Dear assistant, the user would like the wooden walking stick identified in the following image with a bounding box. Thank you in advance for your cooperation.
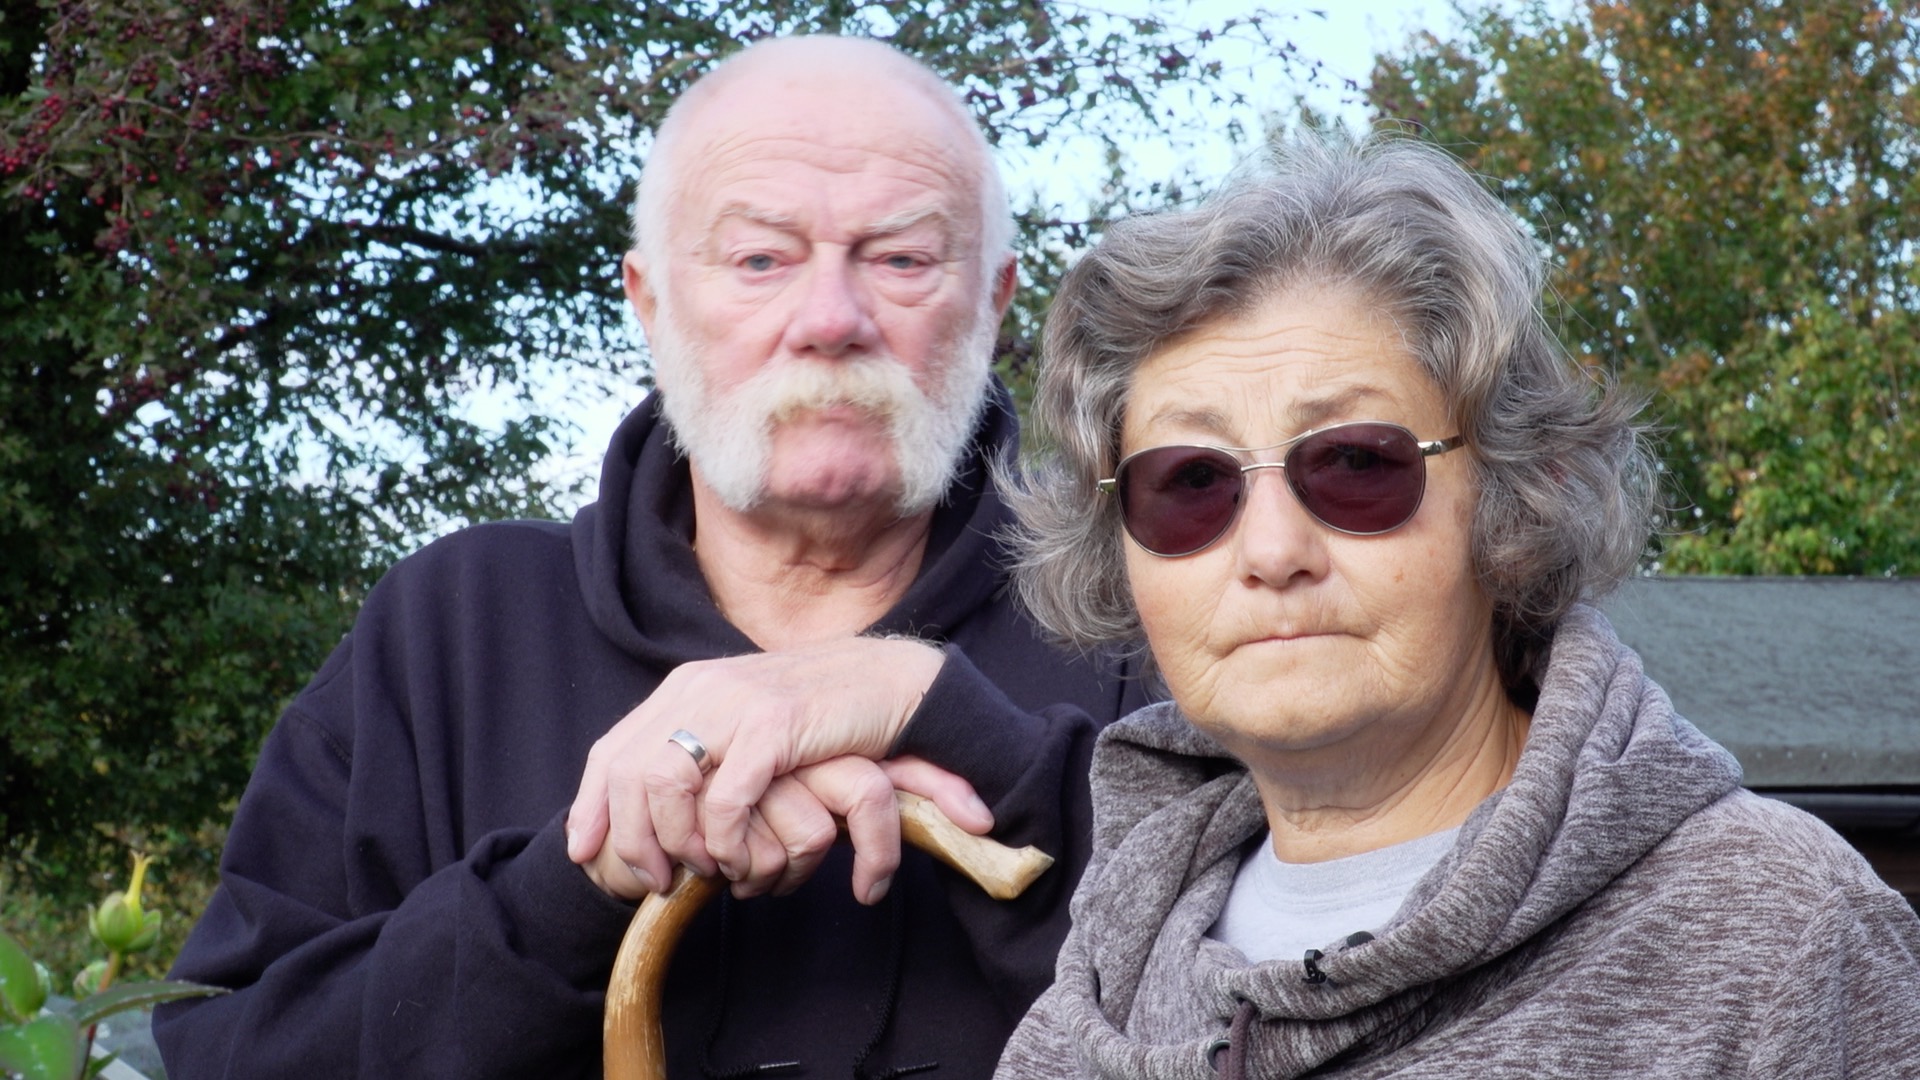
[603,790,1055,1080]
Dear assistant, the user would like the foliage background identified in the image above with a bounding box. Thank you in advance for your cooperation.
[0,0,1298,962]
[1369,0,1918,574]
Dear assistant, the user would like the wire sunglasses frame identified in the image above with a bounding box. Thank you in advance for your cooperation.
[1097,420,1466,557]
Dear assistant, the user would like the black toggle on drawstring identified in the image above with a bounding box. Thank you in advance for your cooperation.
[1302,948,1327,984]
[1216,933,1377,1073]
[1302,932,1372,986]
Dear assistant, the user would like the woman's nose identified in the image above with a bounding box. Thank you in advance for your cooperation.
[1231,466,1330,587]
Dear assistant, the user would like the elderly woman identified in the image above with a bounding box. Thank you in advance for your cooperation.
[996,132,1920,1078]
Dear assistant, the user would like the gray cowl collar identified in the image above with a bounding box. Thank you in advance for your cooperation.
[1032,605,1743,1078]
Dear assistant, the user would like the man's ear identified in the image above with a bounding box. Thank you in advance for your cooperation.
[991,255,1018,317]
[622,250,659,340]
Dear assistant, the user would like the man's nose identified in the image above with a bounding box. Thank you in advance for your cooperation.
[785,254,881,358]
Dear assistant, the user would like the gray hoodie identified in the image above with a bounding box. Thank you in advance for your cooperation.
[998,606,1920,1078]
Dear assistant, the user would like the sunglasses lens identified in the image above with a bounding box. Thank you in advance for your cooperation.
[1116,447,1244,556]
[1286,424,1428,534]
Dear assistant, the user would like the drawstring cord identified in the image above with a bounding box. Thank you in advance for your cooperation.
[1213,999,1257,1079]
[698,886,937,1079]
[699,894,797,1078]
[1216,932,1375,1074]
[852,884,937,1079]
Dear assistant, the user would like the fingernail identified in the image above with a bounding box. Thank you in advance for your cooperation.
[966,792,992,822]
[627,865,658,894]
[565,827,577,858]
[866,875,892,905]
[719,862,742,883]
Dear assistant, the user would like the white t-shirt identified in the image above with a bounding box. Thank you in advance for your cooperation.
[1207,828,1459,964]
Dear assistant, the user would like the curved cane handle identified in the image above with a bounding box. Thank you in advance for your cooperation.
[602,791,1053,1080]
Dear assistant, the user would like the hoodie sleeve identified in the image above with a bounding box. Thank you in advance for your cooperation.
[1744,877,1920,1079]
[154,630,637,1078]
[890,644,1132,1012]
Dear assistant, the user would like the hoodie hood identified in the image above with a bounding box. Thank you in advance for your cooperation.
[1039,605,1745,1078]
[569,384,1022,668]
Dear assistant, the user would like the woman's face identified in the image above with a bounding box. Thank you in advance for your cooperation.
[1121,287,1508,784]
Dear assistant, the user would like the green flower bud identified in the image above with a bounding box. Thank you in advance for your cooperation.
[127,910,163,954]
[90,893,143,954]
[89,852,162,956]
[73,959,110,998]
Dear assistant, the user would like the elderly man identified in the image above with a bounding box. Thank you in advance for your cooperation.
[154,35,1144,1079]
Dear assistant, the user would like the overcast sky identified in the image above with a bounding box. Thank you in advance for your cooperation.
[526,1,1490,510]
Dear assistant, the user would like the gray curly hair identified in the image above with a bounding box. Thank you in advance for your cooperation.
[1003,130,1657,698]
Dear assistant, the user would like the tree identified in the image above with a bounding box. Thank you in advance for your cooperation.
[1368,0,1919,573]
[1,0,1300,899]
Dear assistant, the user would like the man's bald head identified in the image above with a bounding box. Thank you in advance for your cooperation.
[629,36,1012,291]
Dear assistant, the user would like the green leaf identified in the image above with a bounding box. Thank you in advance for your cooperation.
[0,1013,82,1080]
[0,932,50,1022]
[68,979,230,1028]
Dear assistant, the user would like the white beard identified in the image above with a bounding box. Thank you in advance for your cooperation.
[648,303,996,517]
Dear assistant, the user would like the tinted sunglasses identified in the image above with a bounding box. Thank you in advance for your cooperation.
[1098,421,1465,557]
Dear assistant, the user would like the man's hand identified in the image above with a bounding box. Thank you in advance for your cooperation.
[565,637,991,902]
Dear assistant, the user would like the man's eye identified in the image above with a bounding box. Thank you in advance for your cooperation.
[882,253,926,270]
[740,253,776,272]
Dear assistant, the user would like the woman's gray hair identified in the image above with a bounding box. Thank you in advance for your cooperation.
[1005,129,1657,697]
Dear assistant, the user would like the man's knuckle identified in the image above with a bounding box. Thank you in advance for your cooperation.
[788,820,838,857]
[851,768,897,807]
[754,839,789,873]
[608,836,650,866]
[640,760,692,791]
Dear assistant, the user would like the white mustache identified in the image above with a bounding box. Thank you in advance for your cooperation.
[756,359,921,424]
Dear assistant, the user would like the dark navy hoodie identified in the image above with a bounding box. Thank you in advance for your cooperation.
[156,387,1148,1078]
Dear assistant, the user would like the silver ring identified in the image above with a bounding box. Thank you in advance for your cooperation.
[666,729,711,773]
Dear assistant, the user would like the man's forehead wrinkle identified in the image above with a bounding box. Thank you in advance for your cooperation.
[712,202,801,231]
[701,199,956,251]
[683,127,975,247]
[866,206,957,240]
[697,128,973,187]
